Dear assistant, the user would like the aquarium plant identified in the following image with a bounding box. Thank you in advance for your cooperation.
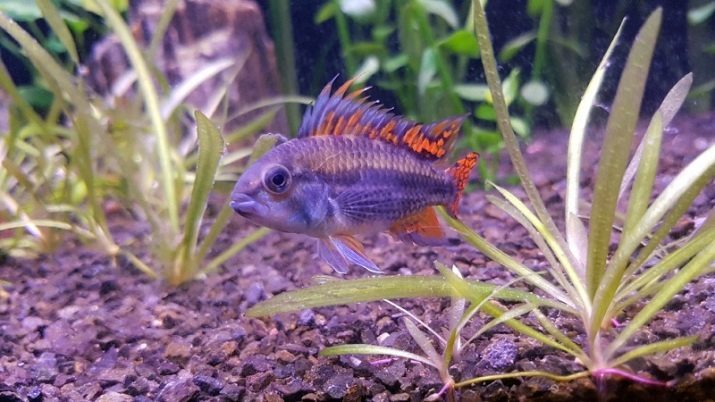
[0,0,277,284]
[247,3,715,396]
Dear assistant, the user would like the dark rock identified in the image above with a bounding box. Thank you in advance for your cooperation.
[26,386,43,402]
[192,374,224,396]
[244,282,265,305]
[32,352,59,383]
[219,384,245,400]
[298,309,315,326]
[239,355,274,376]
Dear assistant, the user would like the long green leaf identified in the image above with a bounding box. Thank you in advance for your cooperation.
[174,112,225,283]
[609,336,698,367]
[566,21,624,271]
[592,151,715,336]
[621,112,663,237]
[320,344,438,368]
[96,0,179,233]
[618,73,694,201]
[471,0,565,261]
[586,8,662,297]
[36,0,78,64]
[403,318,442,368]
[606,244,715,358]
[247,275,569,317]
[440,209,572,306]
[491,184,589,309]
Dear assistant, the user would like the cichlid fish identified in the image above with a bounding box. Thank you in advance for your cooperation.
[230,79,478,274]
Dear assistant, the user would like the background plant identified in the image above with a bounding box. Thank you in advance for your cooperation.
[247,3,715,392]
[0,0,282,284]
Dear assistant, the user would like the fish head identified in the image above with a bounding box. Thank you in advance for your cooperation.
[230,144,330,234]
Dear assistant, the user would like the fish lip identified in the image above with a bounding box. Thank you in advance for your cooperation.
[230,193,260,217]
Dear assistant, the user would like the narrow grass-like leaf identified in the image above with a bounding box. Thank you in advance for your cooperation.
[532,308,585,360]
[487,194,573,294]
[454,370,590,388]
[224,108,279,145]
[173,112,225,283]
[618,73,693,201]
[147,0,180,58]
[203,227,270,274]
[160,58,234,119]
[609,336,697,368]
[586,8,662,297]
[441,209,571,305]
[403,318,442,367]
[593,151,715,335]
[565,20,623,262]
[623,162,715,278]
[490,184,588,309]
[248,133,284,165]
[384,300,446,344]
[194,203,235,264]
[606,244,715,358]
[96,0,179,232]
[320,344,438,368]
[36,0,79,64]
[616,218,715,309]
[471,0,564,256]
[622,112,663,237]
[0,219,72,232]
[468,303,534,341]
[247,275,570,318]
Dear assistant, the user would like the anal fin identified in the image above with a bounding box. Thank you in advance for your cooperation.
[389,207,447,246]
[317,236,382,274]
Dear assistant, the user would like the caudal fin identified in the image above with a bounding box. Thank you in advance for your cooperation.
[446,152,478,217]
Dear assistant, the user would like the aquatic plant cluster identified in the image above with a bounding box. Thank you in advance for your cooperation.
[0,0,713,399]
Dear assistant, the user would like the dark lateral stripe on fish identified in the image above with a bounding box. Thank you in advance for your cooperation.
[298,78,466,160]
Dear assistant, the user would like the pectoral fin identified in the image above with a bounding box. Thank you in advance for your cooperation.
[317,236,382,274]
[389,207,447,246]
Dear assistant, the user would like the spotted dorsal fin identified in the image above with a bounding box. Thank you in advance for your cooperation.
[298,78,465,160]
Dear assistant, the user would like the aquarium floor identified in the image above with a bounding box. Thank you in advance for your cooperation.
[1,113,714,401]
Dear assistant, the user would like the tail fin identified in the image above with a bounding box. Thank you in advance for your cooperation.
[446,152,479,217]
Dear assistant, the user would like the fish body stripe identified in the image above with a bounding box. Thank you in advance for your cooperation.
[274,136,455,225]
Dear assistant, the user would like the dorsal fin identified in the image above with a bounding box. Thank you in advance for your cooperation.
[298,78,466,160]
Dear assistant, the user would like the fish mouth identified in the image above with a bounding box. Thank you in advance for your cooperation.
[230,193,260,217]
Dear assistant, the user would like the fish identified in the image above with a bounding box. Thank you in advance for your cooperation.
[230,78,478,274]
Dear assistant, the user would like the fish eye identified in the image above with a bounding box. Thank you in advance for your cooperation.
[263,164,291,194]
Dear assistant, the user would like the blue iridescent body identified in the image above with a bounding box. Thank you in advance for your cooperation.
[231,79,478,273]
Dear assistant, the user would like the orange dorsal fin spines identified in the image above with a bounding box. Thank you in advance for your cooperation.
[446,152,479,217]
[298,79,466,160]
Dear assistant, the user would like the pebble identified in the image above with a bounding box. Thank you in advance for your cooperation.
[96,391,133,402]
[157,378,199,402]
[192,374,224,396]
[482,338,518,371]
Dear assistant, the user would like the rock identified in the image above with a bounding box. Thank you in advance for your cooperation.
[239,355,274,376]
[323,374,357,399]
[157,378,200,402]
[86,0,287,134]
[96,391,133,402]
[481,338,518,371]
[192,374,224,396]
[32,352,58,383]
[164,340,192,360]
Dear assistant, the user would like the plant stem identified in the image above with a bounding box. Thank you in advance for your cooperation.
[334,0,357,74]
[471,0,568,282]
[267,0,301,134]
